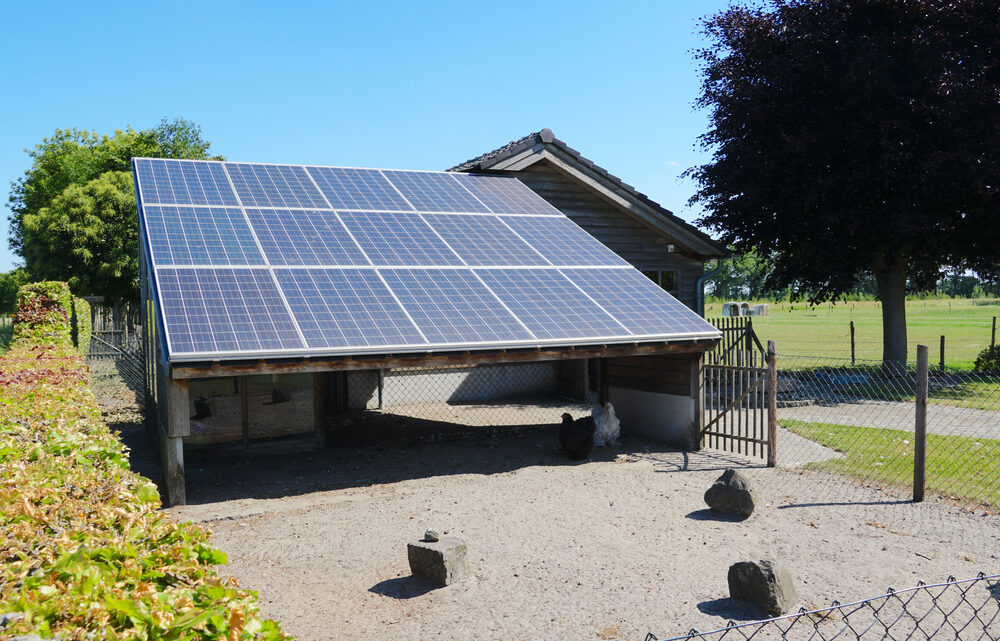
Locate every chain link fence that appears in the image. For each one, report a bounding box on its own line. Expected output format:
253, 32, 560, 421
647, 573, 1000, 641
87, 329, 144, 417
768, 353, 1000, 510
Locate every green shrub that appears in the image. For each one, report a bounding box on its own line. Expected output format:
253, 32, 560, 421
973, 344, 1000, 373
0, 287, 288, 640
71, 296, 92, 356
13, 281, 73, 347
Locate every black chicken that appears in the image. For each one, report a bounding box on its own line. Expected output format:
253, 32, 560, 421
559, 413, 596, 461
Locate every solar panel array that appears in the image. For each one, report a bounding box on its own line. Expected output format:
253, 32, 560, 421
134, 158, 720, 361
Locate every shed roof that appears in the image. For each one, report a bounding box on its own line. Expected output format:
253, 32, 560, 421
134, 157, 721, 368
450, 129, 730, 259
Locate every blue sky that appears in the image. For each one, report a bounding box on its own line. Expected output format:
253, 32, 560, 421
0, 0, 733, 272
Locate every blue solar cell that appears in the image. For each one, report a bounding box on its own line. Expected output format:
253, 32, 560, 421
338, 212, 464, 266
421, 214, 548, 266
562, 268, 720, 337
225, 163, 329, 209
475, 269, 629, 340
382, 170, 491, 213
380, 269, 534, 344
499, 216, 630, 266
144, 206, 264, 266
133, 158, 239, 206
307, 166, 413, 211
450, 173, 561, 216
274, 268, 425, 348
246, 209, 369, 266
157, 268, 303, 355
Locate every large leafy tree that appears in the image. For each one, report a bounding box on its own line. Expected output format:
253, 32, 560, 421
8, 118, 219, 303
688, 0, 999, 366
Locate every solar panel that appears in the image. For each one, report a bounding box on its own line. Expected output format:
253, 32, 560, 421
451, 173, 562, 216
157, 268, 303, 355
474, 269, 629, 340
225, 163, 329, 209
246, 208, 369, 266
421, 214, 548, 266
306, 166, 413, 211
338, 211, 464, 266
499, 216, 630, 266
380, 269, 534, 343
274, 268, 425, 348
382, 170, 491, 213
135, 158, 721, 362
562, 268, 720, 336
144, 205, 264, 266
133, 158, 239, 206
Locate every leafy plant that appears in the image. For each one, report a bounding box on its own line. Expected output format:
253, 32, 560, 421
973, 345, 1000, 374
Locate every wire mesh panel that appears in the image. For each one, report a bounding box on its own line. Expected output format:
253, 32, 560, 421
646, 573, 1000, 641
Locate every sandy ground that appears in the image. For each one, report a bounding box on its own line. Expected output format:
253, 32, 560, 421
158, 428, 1000, 641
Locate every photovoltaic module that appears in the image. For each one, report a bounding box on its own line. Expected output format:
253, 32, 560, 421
133, 158, 720, 362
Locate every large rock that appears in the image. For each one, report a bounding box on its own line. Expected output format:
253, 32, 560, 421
705, 469, 757, 517
407, 536, 469, 586
728, 560, 796, 616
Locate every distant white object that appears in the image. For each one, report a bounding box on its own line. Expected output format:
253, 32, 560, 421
592, 402, 620, 446
752, 303, 770, 316
722, 301, 742, 317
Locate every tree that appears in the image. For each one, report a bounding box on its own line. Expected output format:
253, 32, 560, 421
0, 267, 30, 315
7, 118, 220, 303
709, 249, 776, 300
688, 0, 1000, 366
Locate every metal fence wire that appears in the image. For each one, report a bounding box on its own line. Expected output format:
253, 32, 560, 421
769, 353, 1000, 510
647, 573, 1000, 641
87, 329, 144, 413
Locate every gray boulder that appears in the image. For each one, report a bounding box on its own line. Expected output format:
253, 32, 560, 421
728, 560, 796, 616
705, 469, 756, 517
407, 536, 469, 586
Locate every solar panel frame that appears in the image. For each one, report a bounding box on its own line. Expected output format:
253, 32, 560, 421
133, 158, 240, 206
225, 162, 330, 209
143, 205, 265, 266
381, 170, 492, 213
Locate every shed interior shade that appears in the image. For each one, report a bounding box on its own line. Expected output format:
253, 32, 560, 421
134, 158, 721, 362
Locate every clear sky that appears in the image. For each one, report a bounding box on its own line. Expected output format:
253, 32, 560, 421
0, 0, 734, 272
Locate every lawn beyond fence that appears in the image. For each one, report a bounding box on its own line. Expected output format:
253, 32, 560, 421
707, 298, 1000, 368
771, 351, 1000, 509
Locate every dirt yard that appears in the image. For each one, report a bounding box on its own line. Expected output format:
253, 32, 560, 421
140, 425, 1000, 641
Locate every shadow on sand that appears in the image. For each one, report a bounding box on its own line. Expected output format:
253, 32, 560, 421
368, 575, 439, 600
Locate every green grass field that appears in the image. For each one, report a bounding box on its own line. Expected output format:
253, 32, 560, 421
782, 420, 1000, 507
707, 298, 1000, 368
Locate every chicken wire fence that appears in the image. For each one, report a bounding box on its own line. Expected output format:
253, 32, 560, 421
87, 328, 144, 414
765, 352, 1000, 510
646, 573, 1000, 641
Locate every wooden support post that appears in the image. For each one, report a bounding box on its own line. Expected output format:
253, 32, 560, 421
992, 316, 996, 348
240, 376, 249, 446
767, 340, 777, 468
939, 335, 945, 372
690, 353, 704, 451
313, 372, 326, 448
164, 377, 188, 506
914, 345, 928, 503
850, 321, 856, 365
597, 358, 607, 405
377, 368, 384, 410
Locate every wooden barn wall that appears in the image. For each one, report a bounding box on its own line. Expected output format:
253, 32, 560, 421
605, 355, 691, 396
515, 162, 704, 310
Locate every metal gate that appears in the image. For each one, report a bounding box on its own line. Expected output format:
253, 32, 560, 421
702, 318, 776, 465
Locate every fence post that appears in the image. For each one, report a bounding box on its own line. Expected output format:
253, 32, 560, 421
767, 340, 777, 467
992, 316, 996, 348
914, 345, 928, 503
939, 335, 945, 372
850, 321, 856, 365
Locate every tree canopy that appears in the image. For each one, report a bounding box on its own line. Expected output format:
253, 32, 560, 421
688, 0, 1000, 365
7, 118, 220, 303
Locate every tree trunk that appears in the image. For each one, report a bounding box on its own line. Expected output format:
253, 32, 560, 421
874, 257, 908, 370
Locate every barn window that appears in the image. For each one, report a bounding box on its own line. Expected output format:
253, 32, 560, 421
642, 270, 679, 294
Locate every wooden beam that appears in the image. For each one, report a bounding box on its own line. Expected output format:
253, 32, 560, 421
158, 423, 185, 506
313, 372, 326, 448
166, 377, 189, 438
169, 339, 719, 380
690, 353, 704, 451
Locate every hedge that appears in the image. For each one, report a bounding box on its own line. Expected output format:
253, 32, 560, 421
0, 283, 288, 640
71, 296, 92, 356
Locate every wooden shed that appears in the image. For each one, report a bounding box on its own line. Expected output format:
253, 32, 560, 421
134, 157, 723, 506
450, 129, 730, 311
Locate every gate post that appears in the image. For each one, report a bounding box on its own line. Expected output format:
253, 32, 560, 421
914, 345, 929, 502
767, 340, 777, 467
690, 353, 704, 451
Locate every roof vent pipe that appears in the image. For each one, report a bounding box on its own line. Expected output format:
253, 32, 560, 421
696, 260, 723, 318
